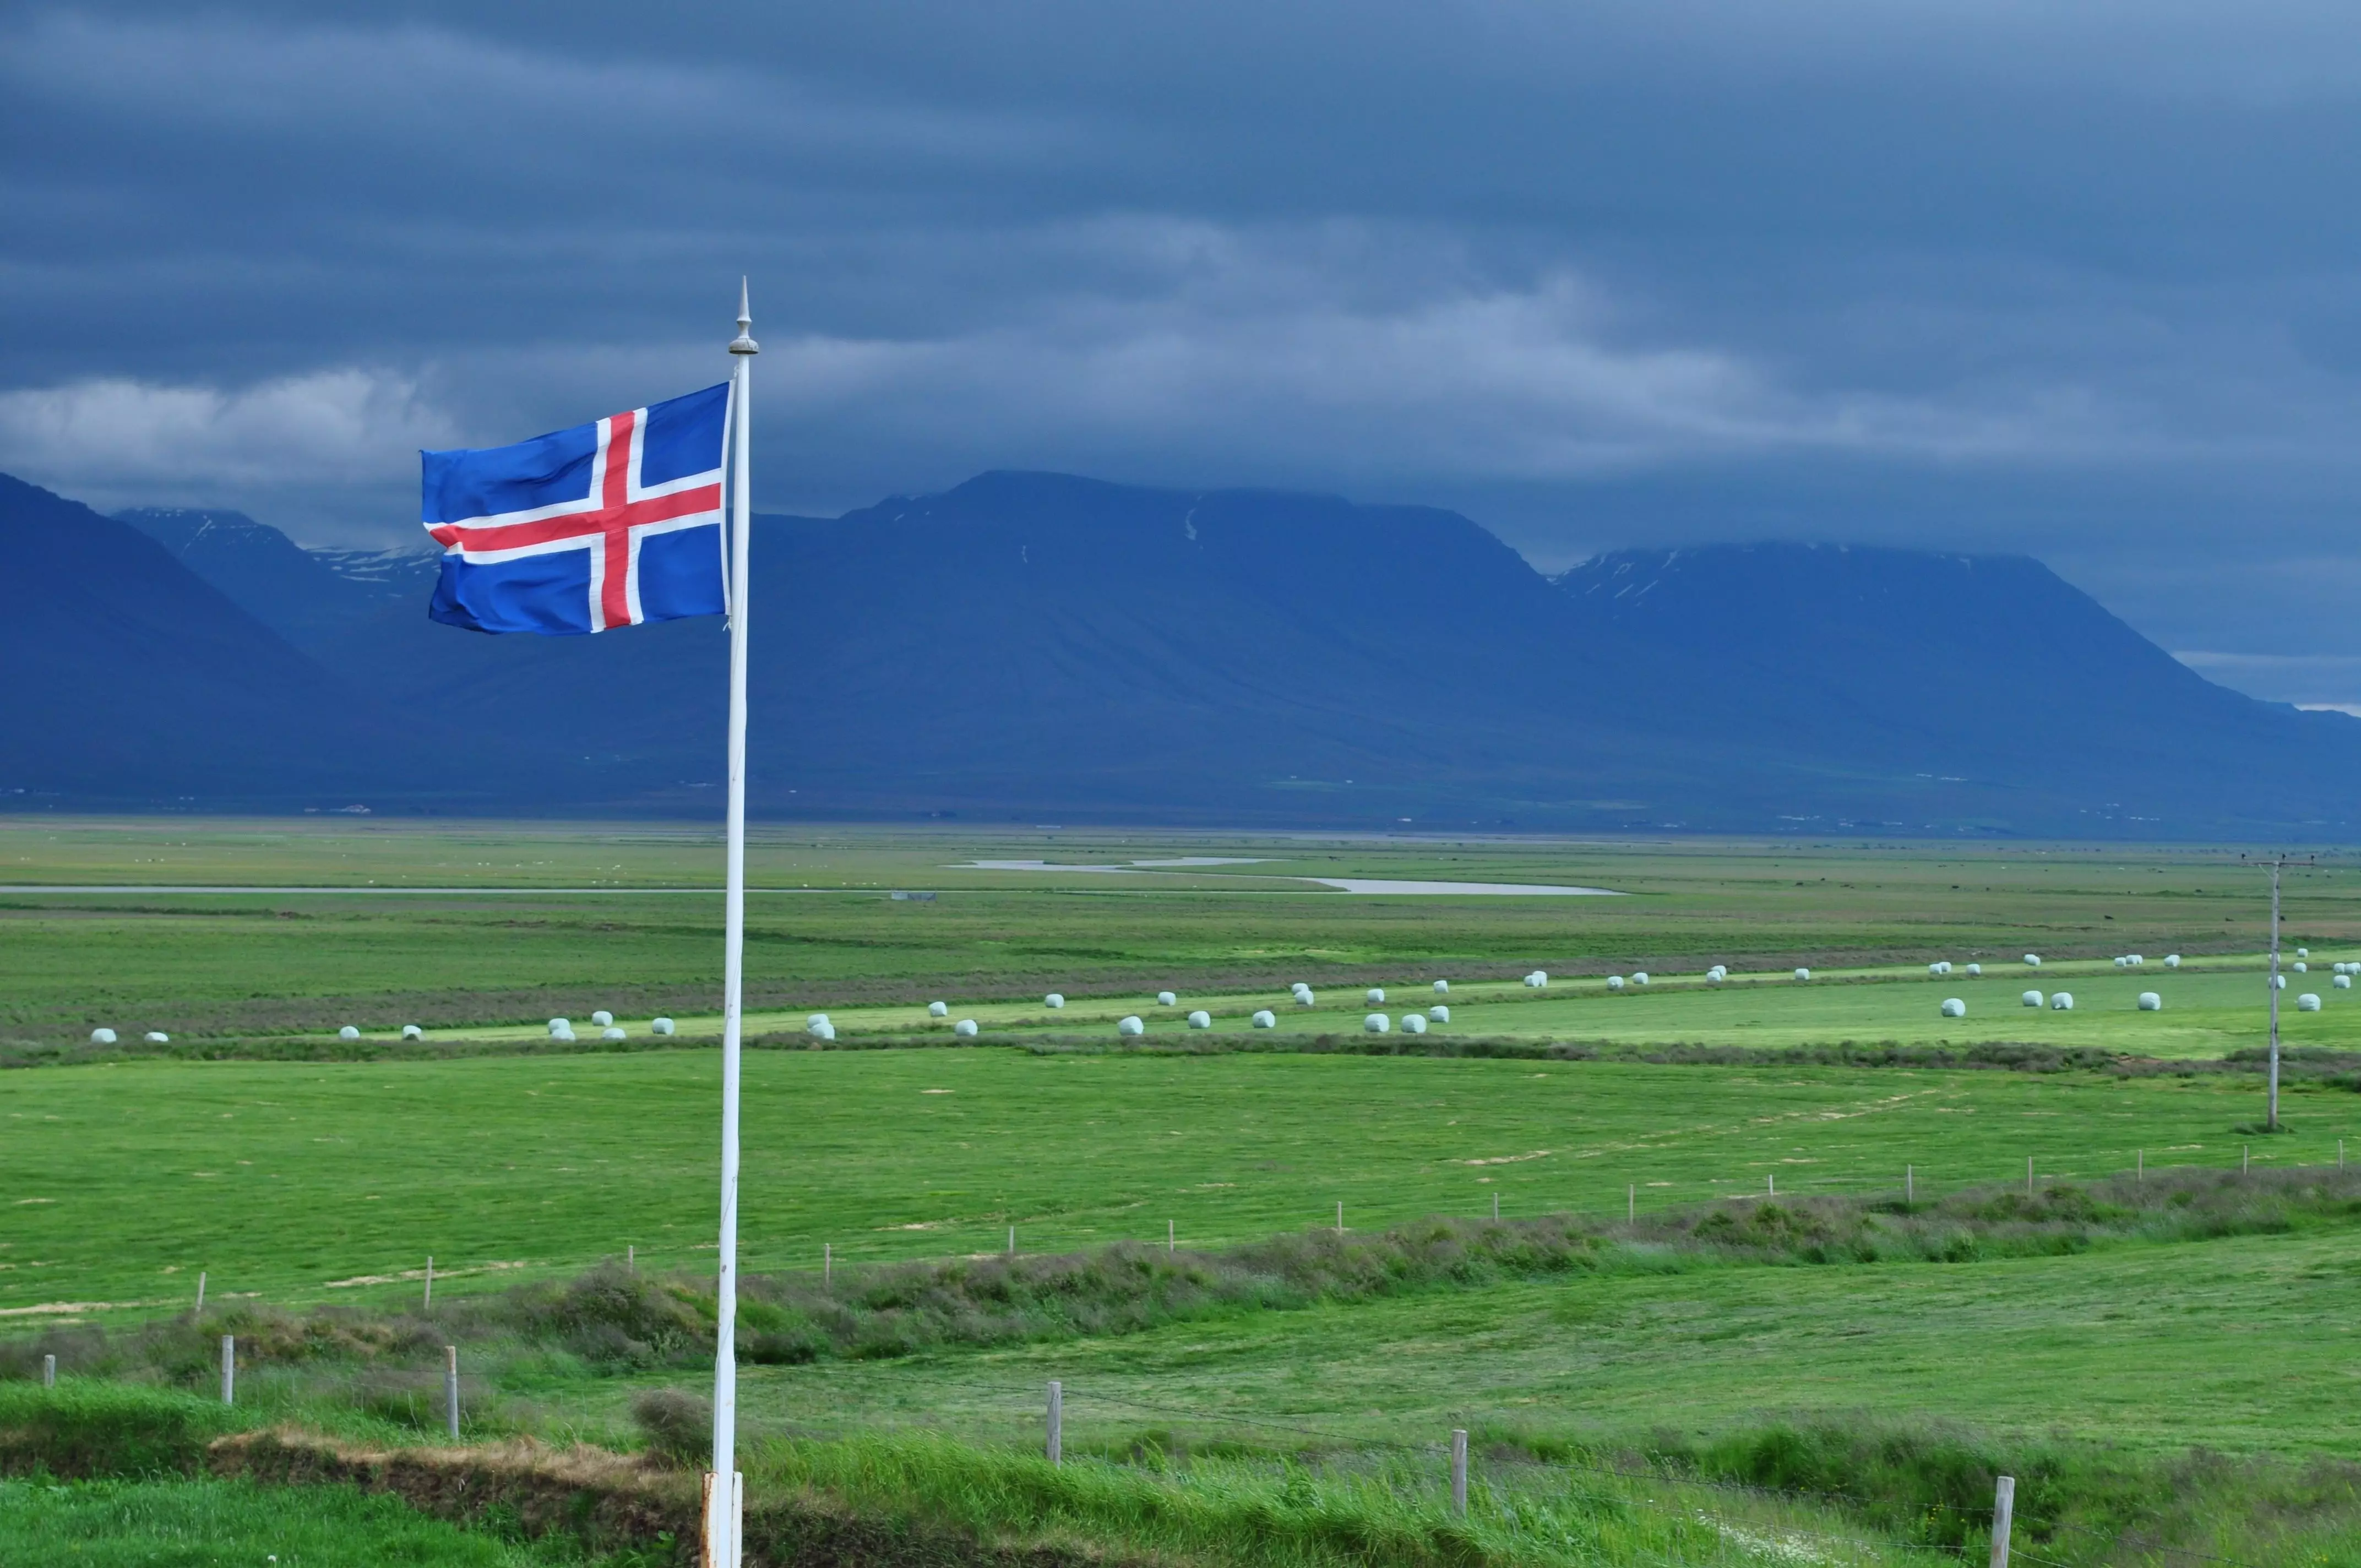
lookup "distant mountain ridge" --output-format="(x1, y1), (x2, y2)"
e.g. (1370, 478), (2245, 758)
(0, 469), (2347, 835)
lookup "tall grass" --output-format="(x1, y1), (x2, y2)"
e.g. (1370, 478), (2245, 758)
(742, 1429), (1954, 1568)
(0, 1474), (608, 1567)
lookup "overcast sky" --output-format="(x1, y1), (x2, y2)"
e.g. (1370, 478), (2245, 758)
(7, 2), (2361, 701)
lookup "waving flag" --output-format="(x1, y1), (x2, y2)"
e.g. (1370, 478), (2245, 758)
(421, 382), (730, 634)
(420, 284), (761, 1568)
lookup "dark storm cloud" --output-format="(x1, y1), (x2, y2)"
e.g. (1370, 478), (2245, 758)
(7, 2), (2361, 695)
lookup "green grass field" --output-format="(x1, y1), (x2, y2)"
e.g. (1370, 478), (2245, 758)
(0, 1476), (601, 1568)
(10, 820), (2361, 1564)
(4, 1050), (2348, 1315)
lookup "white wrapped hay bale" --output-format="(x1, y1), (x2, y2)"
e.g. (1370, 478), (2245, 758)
(90, 1028), (116, 1044)
(550, 1023), (576, 1042)
(1966, 963), (1982, 977)
(548, 1018), (571, 1037)
(1295, 988), (1316, 1006)
(2294, 962), (2308, 973)
(1929, 963), (1946, 977)
(1118, 1015), (1144, 1037)
(2050, 993), (2074, 1011)
(1157, 991), (1177, 1006)
(1793, 968), (1811, 982)
(2024, 954), (2042, 967)
(652, 1017), (676, 1035)
(2128, 955), (2144, 966)
(1402, 1013), (1428, 1035)
(2022, 990), (2044, 1008)
(2274, 974), (2288, 989)
(1429, 1005), (1450, 1022)
(2164, 955), (2182, 969)
(1433, 979), (1450, 994)
(1706, 967), (1726, 984)
(2137, 993), (2162, 1011)
(1940, 998), (1965, 1018)
(807, 1013), (831, 1032)
(1631, 972), (1650, 986)
(401, 1025), (423, 1040)
(2112, 957), (2128, 968)
(928, 1001), (949, 1017)
(1367, 988), (1386, 1004)
(2338, 975), (2354, 990)
(144, 1031), (169, 1043)
(1363, 1013), (1391, 1033)
(338, 1025), (360, 1040)
(1607, 976), (1625, 992)
(1525, 971), (1548, 988)
(808, 1022), (834, 1042)
(2298, 993), (2322, 1012)
(1187, 1010), (1212, 1030)
(1045, 993), (1065, 1009)
(954, 1019), (979, 1037)
(1251, 1009), (1276, 1028)
(592, 1010), (614, 1026)
(2299, 947), (2310, 958)
(604, 1026), (628, 1041)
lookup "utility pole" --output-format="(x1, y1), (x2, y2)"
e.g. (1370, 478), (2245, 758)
(2243, 852), (2313, 1132)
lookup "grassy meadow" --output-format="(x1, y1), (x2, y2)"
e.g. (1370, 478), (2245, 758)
(9, 818), (2361, 1564)
(3, 1049), (2351, 1314)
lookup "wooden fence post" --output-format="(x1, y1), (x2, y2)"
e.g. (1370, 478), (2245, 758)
(1047, 1380), (1063, 1466)
(41, 1354), (55, 1388)
(445, 1345), (460, 1439)
(1451, 1428), (1468, 1516)
(424, 1255), (433, 1310)
(1989, 1474), (2015, 1568)
(220, 1335), (235, 1406)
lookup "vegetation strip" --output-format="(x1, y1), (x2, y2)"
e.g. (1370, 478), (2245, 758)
(14, 1165), (2354, 1380)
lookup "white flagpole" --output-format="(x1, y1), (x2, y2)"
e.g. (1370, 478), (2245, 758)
(706, 280), (758, 1568)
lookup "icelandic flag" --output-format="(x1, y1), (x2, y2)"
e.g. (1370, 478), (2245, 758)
(422, 383), (730, 634)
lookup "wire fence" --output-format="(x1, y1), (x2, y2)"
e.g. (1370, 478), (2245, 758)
(777, 1369), (2268, 1568)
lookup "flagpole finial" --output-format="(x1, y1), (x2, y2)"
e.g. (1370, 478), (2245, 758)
(728, 277), (759, 355)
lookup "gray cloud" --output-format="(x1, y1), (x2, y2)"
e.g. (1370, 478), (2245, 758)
(7, 2), (2361, 692)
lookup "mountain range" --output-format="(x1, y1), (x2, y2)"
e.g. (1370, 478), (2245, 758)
(4, 466), (2353, 837)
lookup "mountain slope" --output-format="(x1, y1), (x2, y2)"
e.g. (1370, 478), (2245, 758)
(1553, 543), (2361, 831)
(0, 478), (404, 804)
(23, 470), (2361, 835)
(116, 508), (429, 652)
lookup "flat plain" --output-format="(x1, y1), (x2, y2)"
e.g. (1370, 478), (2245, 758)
(9, 819), (2361, 1565)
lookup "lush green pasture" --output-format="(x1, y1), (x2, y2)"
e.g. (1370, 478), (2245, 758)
(719, 1223), (2361, 1460)
(2, 1048), (2346, 1315)
(8, 818), (2361, 1047)
(0, 1475), (592, 1566)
